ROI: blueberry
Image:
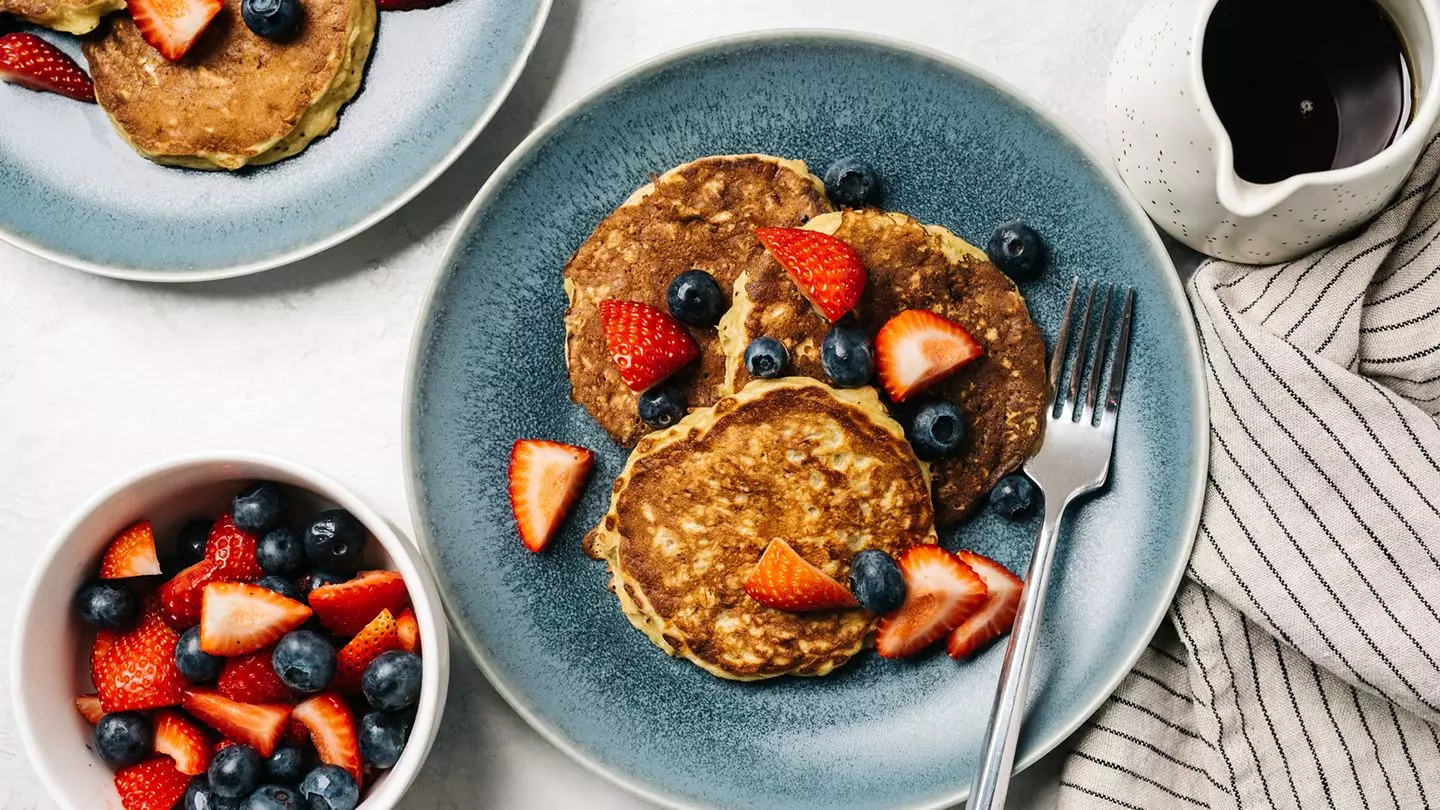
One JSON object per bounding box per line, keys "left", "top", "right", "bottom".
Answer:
{"left": 299, "top": 765, "right": 359, "bottom": 810}
{"left": 75, "top": 581, "right": 139, "bottom": 630}
{"left": 987, "top": 221, "right": 1047, "bottom": 281}
{"left": 185, "top": 778, "right": 241, "bottom": 810}
{"left": 272, "top": 630, "right": 336, "bottom": 693}
{"left": 361, "top": 650, "right": 422, "bottom": 712}
{"left": 176, "top": 518, "right": 215, "bottom": 566}
{"left": 297, "top": 569, "right": 349, "bottom": 601}
{"left": 264, "top": 746, "right": 306, "bottom": 785}
{"left": 257, "top": 528, "right": 305, "bottom": 577}
{"left": 358, "top": 710, "right": 410, "bottom": 769}
{"left": 303, "top": 511, "right": 367, "bottom": 573}
{"left": 637, "top": 385, "right": 687, "bottom": 429}
{"left": 94, "top": 711, "right": 151, "bottom": 767}
{"left": 231, "top": 483, "right": 284, "bottom": 534}
{"left": 821, "top": 323, "right": 874, "bottom": 388}
{"left": 989, "top": 474, "right": 1039, "bottom": 520}
{"left": 823, "top": 157, "right": 882, "bottom": 208}
{"left": 256, "top": 575, "right": 303, "bottom": 602}
{"left": 906, "top": 401, "right": 966, "bottom": 460}
{"left": 176, "top": 625, "right": 224, "bottom": 682}
{"left": 209, "top": 744, "right": 262, "bottom": 798}
{"left": 665, "top": 269, "right": 724, "bottom": 327}
{"left": 241, "top": 0, "right": 301, "bottom": 39}
{"left": 242, "top": 784, "right": 300, "bottom": 810}
{"left": 744, "top": 337, "right": 789, "bottom": 379}
{"left": 848, "top": 550, "right": 906, "bottom": 613}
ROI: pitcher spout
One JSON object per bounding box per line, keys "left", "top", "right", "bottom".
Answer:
{"left": 1215, "top": 170, "right": 1294, "bottom": 219}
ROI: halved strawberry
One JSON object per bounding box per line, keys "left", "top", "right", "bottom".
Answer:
{"left": 875, "top": 546, "right": 988, "bottom": 659}
{"left": 182, "top": 689, "right": 291, "bottom": 757}
{"left": 395, "top": 608, "right": 420, "bottom": 654}
{"left": 200, "top": 582, "right": 312, "bottom": 656}
{"left": 153, "top": 709, "right": 212, "bottom": 775}
{"left": 74, "top": 694, "right": 104, "bottom": 724}
{"left": 127, "top": 0, "right": 221, "bottom": 61}
{"left": 597, "top": 300, "right": 700, "bottom": 391}
{"left": 284, "top": 717, "right": 310, "bottom": 749}
{"left": 743, "top": 539, "right": 859, "bottom": 611}
{"left": 875, "top": 310, "right": 984, "bottom": 402}
{"left": 947, "top": 551, "right": 1023, "bottom": 659}
{"left": 114, "top": 756, "right": 192, "bottom": 810}
{"left": 507, "top": 440, "right": 594, "bottom": 553}
{"left": 205, "top": 515, "right": 265, "bottom": 581}
{"left": 96, "top": 610, "right": 185, "bottom": 712}
{"left": 293, "top": 693, "right": 363, "bottom": 787}
{"left": 0, "top": 33, "right": 95, "bottom": 102}
{"left": 91, "top": 629, "right": 119, "bottom": 685}
{"left": 218, "top": 649, "right": 293, "bottom": 704}
{"left": 309, "top": 570, "right": 410, "bottom": 636}
{"left": 157, "top": 559, "right": 222, "bottom": 629}
{"left": 755, "top": 227, "right": 867, "bottom": 322}
{"left": 100, "top": 520, "right": 162, "bottom": 579}
{"left": 334, "top": 609, "right": 401, "bottom": 692}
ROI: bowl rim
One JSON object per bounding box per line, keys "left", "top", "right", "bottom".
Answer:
{"left": 401, "top": 28, "right": 1210, "bottom": 810}
{"left": 10, "top": 450, "right": 452, "bottom": 809}
{"left": 0, "top": 0, "right": 552, "bottom": 283}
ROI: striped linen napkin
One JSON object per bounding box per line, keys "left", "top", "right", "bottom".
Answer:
{"left": 1055, "top": 133, "right": 1440, "bottom": 810}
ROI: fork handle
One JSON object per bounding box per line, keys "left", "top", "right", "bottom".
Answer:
{"left": 968, "top": 496, "right": 1068, "bottom": 810}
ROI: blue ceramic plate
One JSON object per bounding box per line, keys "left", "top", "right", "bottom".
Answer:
{"left": 0, "top": 0, "right": 548, "bottom": 280}
{"left": 407, "top": 31, "right": 1207, "bottom": 810}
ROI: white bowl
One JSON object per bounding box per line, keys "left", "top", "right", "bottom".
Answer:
{"left": 11, "top": 452, "right": 451, "bottom": 809}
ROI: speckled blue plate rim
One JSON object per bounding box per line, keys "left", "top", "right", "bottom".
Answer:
{"left": 402, "top": 29, "right": 1209, "bottom": 810}
{"left": 0, "top": 0, "right": 551, "bottom": 283}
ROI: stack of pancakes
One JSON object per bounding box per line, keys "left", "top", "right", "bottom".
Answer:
{"left": 564, "top": 154, "right": 1049, "bottom": 680}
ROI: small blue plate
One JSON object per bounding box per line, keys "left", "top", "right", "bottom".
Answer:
{"left": 0, "top": 0, "right": 548, "bottom": 281}
{"left": 407, "top": 31, "right": 1207, "bottom": 810}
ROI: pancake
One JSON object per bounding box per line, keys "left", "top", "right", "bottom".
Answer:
{"left": 0, "top": 0, "right": 122, "bottom": 34}
{"left": 82, "top": 0, "right": 375, "bottom": 171}
{"left": 587, "top": 377, "right": 937, "bottom": 680}
{"left": 719, "top": 209, "right": 1049, "bottom": 524}
{"left": 562, "top": 155, "right": 832, "bottom": 446}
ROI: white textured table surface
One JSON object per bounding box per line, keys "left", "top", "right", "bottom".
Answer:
{"left": 0, "top": 1, "right": 1151, "bottom": 806}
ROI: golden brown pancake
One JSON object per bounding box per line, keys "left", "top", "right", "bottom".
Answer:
{"left": 0, "top": 0, "right": 122, "bottom": 34}
{"left": 562, "top": 155, "right": 832, "bottom": 446}
{"left": 720, "top": 210, "right": 1049, "bottom": 524}
{"left": 82, "top": 0, "right": 375, "bottom": 170}
{"left": 587, "top": 378, "right": 937, "bottom": 680}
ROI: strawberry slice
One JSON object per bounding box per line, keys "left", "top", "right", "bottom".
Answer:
{"left": 74, "top": 694, "right": 104, "bottom": 724}
{"left": 153, "top": 709, "right": 212, "bottom": 775}
{"left": 395, "top": 607, "right": 420, "bottom": 654}
{"left": 218, "top": 649, "right": 294, "bottom": 704}
{"left": 597, "top": 300, "right": 700, "bottom": 391}
{"left": 91, "top": 629, "right": 119, "bottom": 685}
{"left": 743, "top": 539, "right": 859, "bottom": 611}
{"left": 114, "top": 756, "right": 192, "bottom": 810}
{"left": 334, "top": 609, "right": 401, "bottom": 692}
{"left": 127, "top": 0, "right": 221, "bottom": 61}
{"left": 507, "top": 439, "right": 594, "bottom": 553}
{"left": 875, "top": 310, "right": 984, "bottom": 402}
{"left": 200, "top": 582, "right": 312, "bottom": 656}
{"left": 755, "top": 227, "right": 867, "bottom": 322}
{"left": 293, "top": 693, "right": 363, "bottom": 787}
{"left": 875, "top": 546, "right": 988, "bottom": 659}
{"left": 205, "top": 515, "right": 265, "bottom": 581}
{"left": 96, "top": 610, "right": 185, "bottom": 712}
{"left": 284, "top": 717, "right": 310, "bottom": 749}
{"left": 947, "top": 551, "right": 1023, "bottom": 659}
{"left": 100, "top": 520, "right": 162, "bottom": 579}
{"left": 182, "top": 690, "right": 291, "bottom": 757}
{"left": 0, "top": 33, "right": 95, "bottom": 102}
{"left": 157, "top": 559, "right": 222, "bottom": 629}
{"left": 309, "top": 570, "right": 410, "bottom": 637}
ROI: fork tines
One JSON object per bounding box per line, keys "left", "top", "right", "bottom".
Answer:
{"left": 1048, "top": 277, "right": 1134, "bottom": 425}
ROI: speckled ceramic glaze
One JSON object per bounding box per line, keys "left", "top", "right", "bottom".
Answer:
{"left": 407, "top": 32, "right": 1207, "bottom": 810}
{"left": 0, "top": 0, "right": 549, "bottom": 281}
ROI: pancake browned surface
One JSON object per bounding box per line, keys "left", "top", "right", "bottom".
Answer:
{"left": 0, "top": 0, "right": 122, "bottom": 34}
{"left": 563, "top": 155, "right": 831, "bottom": 446}
{"left": 82, "top": 0, "right": 375, "bottom": 170}
{"left": 722, "top": 210, "right": 1048, "bottom": 524}
{"left": 587, "top": 378, "right": 936, "bottom": 680}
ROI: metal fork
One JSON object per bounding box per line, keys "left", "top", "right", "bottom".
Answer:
{"left": 968, "top": 278, "right": 1135, "bottom": 810}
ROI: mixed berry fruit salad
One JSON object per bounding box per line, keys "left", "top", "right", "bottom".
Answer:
{"left": 71, "top": 482, "right": 424, "bottom": 810}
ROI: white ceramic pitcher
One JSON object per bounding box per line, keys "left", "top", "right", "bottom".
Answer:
{"left": 1107, "top": 0, "right": 1440, "bottom": 263}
